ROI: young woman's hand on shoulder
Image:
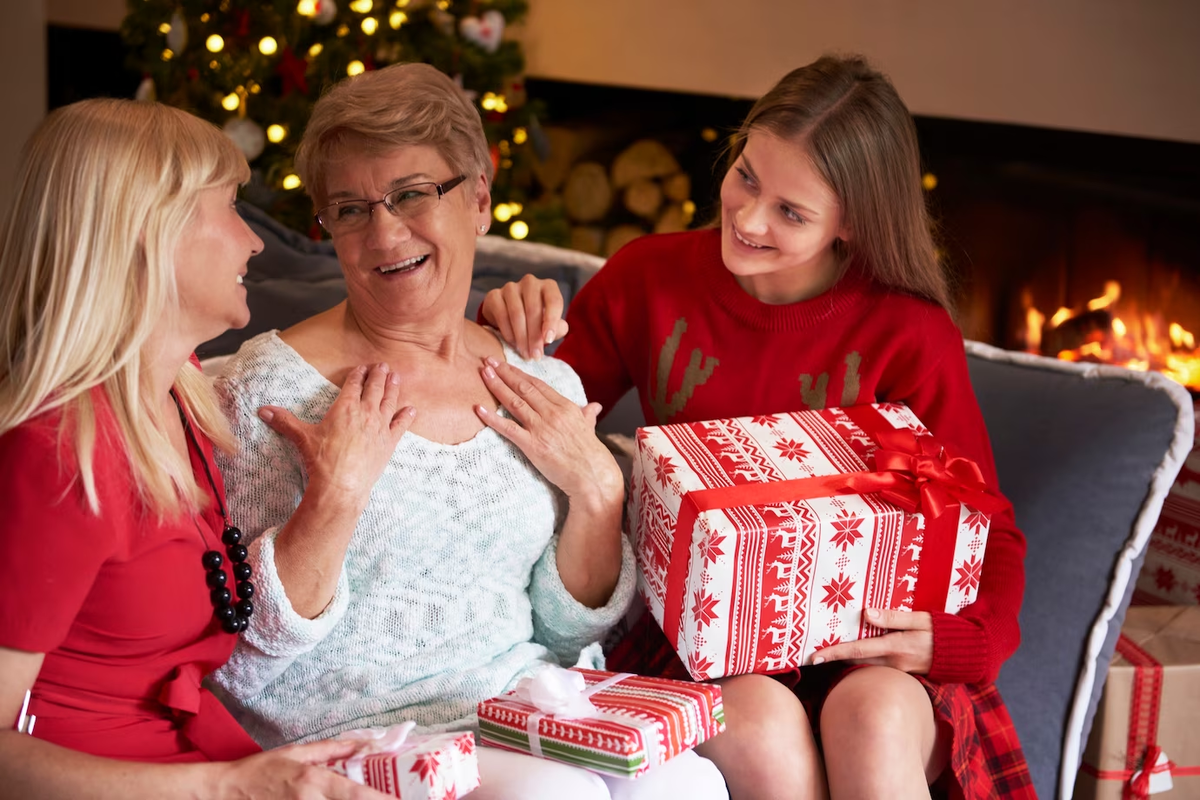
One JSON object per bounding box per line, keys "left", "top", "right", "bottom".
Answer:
{"left": 480, "top": 274, "right": 568, "bottom": 361}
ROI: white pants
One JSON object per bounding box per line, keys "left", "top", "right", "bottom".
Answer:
{"left": 471, "top": 745, "right": 728, "bottom": 800}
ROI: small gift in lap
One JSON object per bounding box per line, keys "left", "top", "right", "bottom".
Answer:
{"left": 326, "top": 721, "right": 480, "bottom": 799}
{"left": 631, "top": 402, "right": 1007, "bottom": 681}
{"left": 477, "top": 665, "right": 725, "bottom": 779}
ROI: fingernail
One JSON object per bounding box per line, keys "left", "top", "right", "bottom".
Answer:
{"left": 812, "top": 657, "right": 825, "bottom": 665}
{"left": 482, "top": 365, "right": 496, "bottom": 379}
{"left": 404, "top": 407, "right": 416, "bottom": 417}
{"left": 258, "top": 408, "right": 274, "bottom": 422}
{"left": 545, "top": 330, "right": 556, "bottom": 345}
{"left": 389, "top": 373, "right": 401, "bottom": 385}
{"left": 485, "top": 356, "right": 500, "bottom": 368}
{"left": 866, "top": 609, "right": 880, "bottom": 620}
{"left": 535, "top": 348, "right": 543, "bottom": 361}
{"left": 475, "top": 404, "right": 488, "bottom": 415}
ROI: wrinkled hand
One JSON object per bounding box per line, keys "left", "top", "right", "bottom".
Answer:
{"left": 476, "top": 357, "right": 622, "bottom": 505}
{"left": 258, "top": 363, "right": 415, "bottom": 510}
{"left": 215, "top": 738, "right": 391, "bottom": 799}
{"left": 480, "top": 274, "right": 569, "bottom": 361}
{"left": 812, "top": 609, "right": 933, "bottom": 674}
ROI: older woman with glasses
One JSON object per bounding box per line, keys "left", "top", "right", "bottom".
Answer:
{"left": 207, "top": 63, "right": 726, "bottom": 799}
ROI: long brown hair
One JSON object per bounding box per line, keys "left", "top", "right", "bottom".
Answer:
{"left": 728, "top": 55, "right": 950, "bottom": 310}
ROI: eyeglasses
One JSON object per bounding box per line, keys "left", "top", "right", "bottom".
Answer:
{"left": 315, "top": 174, "right": 466, "bottom": 235}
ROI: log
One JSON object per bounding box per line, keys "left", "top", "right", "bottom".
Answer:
{"left": 532, "top": 125, "right": 612, "bottom": 193}
{"left": 623, "top": 178, "right": 664, "bottom": 220}
{"left": 654, "top": 203, "right": 689, "bottom": 235}
{"left": 569, "top": 225, "right": 605, "bottom": 256}
{"left": 604, "top": 224, "right": 647, "bottom": 258}
{"left": 610, "top": 139, "right": 680, "bottom": 189}
{"left": 662, "top": 172, "right": 691, "bottom": 203}
{"left": 563, "top": 162, "right": 613, "bottom": 223}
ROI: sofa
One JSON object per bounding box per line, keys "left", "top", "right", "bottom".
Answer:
{"left": 205, "top": 203, "right": 1193, "bottom": 799}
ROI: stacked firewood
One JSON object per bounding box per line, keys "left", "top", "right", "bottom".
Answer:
{"left": 532, "top": 128, "right": 694, "bottom": 257}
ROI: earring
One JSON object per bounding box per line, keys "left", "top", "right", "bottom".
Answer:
{"left": 479, "top": 225, "right": 487, "bottom": 234}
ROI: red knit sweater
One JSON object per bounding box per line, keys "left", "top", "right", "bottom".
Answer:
{"left": 555, "top": 228, "right": 1026, "bottom": 685}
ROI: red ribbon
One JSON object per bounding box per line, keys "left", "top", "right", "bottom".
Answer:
{"left": 159, "top": 663, "right": 261, "bottom": 761}
{"left": 659, "top": 408, "right": 1006, "bottom": 651}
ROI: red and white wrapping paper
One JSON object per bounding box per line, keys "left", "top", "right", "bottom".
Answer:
{"left": 327, "top": 723, "right": 479, "bottom": 799}
{"left": 631, "top": 403, "right": 1004, "bottom": 681}
{"left": 477, "top": 667, "right": 724, "bottom": 779}
{"left": 1135, "top": 401, "right": 1200, "bottom": 605}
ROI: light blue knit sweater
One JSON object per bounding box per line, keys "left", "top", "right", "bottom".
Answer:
{"left": 207, "top": 332, "right": 636, "bottom": 748}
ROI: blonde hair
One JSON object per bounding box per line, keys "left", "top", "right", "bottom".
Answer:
{"left": 729, "top": 55, "right": 950, "bottom": 310}
{"left": 296, "top": 62, "right": 492, "bottom": 205}
{"left": 0, "top": 98, "right": 248, "bottom": 516}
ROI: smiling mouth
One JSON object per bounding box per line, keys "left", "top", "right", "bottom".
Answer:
{"left": 378, "top": 254, "right": 429, "bottom": 274}
{"left": 732, "top": 226, "right": 770, "bottom": 250}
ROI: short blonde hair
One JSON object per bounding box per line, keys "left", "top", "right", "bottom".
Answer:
{"left": 0, "top": 98, "right": 248, "bottom": 515}
{"left": 296, "top": 62, "right": 492, "bottom": 204}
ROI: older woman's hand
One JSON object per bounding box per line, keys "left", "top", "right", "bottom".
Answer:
{"left": 476, "top": 356, "right": 625, "bottom": 608}
{"left": 256, "top": 363, "right": 416, "bottom": 618}
{"left": 259, "top": 363, "right": 415, "bottom": 513}
{"left": 475, "top": 357, "right": 621, "bottom": 505}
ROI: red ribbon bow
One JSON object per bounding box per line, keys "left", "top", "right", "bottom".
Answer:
{"left": 873, "top": 429, "right": 1007, "bottom": 519}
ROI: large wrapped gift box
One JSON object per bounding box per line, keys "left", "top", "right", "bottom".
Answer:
{"left": 1136, "top": 401, "right": 1200, "bottom": 606}
{"left": 1075, "top": 606, "right": 1200, "bottom": 799}
{"left": 477, "top": 668, "right": 724, "bottom": 779}
{"left": 327, "top": 727, "right": 479, "bottom": 799}
{"left": 631, "top": 403, "right": 1002, "bottom": 681}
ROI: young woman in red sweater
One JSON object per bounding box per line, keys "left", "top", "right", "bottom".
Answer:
{"left": 481, "top": 55, "right": 1034, "bottom": 799}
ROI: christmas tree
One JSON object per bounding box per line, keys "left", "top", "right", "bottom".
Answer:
{"left": 122, "top": 0, "right": 564, "bottom": 243}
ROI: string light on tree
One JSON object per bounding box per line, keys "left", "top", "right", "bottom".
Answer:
{"left": 509, "top": 220, "right": 529, "bottom": 240}
{"left": 123, "top": 0, "right": 552, "bottom": 241}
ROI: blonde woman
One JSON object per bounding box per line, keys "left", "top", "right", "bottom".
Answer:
{"left": 0, "top": 99, "right": 396, "bottom": 799}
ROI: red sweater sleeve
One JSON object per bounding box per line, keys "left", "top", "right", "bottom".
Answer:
{"left": 883, "top": 315, "right": 1026, "bottom": 685}
{"left": 0, "top": 420, "right": 121, "bottom": 653}
{"left": 555, "top": 256, "right": 637, "bottom": 416}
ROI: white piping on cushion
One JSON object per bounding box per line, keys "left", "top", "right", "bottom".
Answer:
{"left": 964, "top": 341, "right": 1194, "bottom": 800}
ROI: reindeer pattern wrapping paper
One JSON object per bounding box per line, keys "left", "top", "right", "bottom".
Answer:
{"left": 630, "top": 403, "right": 995, "bottom": 681}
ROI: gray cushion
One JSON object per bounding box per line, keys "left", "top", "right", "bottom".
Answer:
{"left": 965, "top": 342, "right": 1191, "bottom": 799}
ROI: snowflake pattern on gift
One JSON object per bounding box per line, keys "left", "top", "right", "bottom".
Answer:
{"left": 751, "top": 414, "right": 781, "bottom": 428}
{"left": 1155, "top": 566, "right": 1178, "bottom": 592}
{"left": 688, "top": 649, "right": 715, "bottom": 679}
{"left": 963, "top": 507, "right": 990, "bottom": 537}
{"left": 774, "top": 438, "right": 811, "bottom": 463}
{"left": 653, "top": 453, "right": 678, "bottom": 489}
{"left": 818, "top": 634, "right": 843, "bottom": 649}
{"left": 821, "top": 573, "right": 855, "bottom": 611}
{"left": 410, "top": 751, "right": 442, "bottom": 784}
{"left": 829, "top": 509, "right": 865, "bottom": 552}
{"left": 953, "top": 555, "right": 984, "bottom": 593}
{"left": 697, "top": 531, "right": 727, "bottom": 564}
{"left": 691, "top": 590, "right": 720, "bottom": 631}
{"left": 454, "top": 735, "right": 474, "bottom": 756}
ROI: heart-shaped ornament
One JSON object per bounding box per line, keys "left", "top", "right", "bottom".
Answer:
{"left": 459, "top": 10, "right": 504, "bottom": 53}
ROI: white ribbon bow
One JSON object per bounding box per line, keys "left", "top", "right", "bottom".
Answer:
{"left": 513, "top": 666, "right": 662, "bottom": 769}
{"left": 334, "top": 721, "right": 419, "bottom": 784}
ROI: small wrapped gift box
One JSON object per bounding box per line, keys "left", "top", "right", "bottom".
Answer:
{"left": 477, "top": 666, "right": 725, "bottom": 779}
{"left": 326, "top": 723, "right": 479, "bottom": 799}
{"left": 1075, "top": 606, "right": 1200, "bottom": 800}
{"left": 631, "top": 403, "right": 1004, "bottom": 680}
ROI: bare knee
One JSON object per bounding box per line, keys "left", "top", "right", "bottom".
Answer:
{"left": 697, "top": 674, "right": 825, "bottom": 800}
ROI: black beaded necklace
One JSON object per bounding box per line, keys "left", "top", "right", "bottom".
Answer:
{"left": 171, "top": 391, "right": 255, "bottom": 634}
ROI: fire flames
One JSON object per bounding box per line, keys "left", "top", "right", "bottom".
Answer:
{"left": 1023, "top": 281, "right": 1200, "bottom": 390}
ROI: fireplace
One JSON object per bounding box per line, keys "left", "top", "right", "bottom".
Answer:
{"left": 528, "top": 78, "right": 1200, "bottom": 390}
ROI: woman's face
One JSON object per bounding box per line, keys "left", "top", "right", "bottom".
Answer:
{"left": 173, "top": 183, "right": 263, "bottom": 343}
{"left": 322, "top": 144, "right": 490, "bottom": 325}
{"left": 719, "top": 130, "right": 851, "bottom": 304}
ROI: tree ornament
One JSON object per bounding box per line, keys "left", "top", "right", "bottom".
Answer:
{"left": 166, "top": 9, "right": 187, "bottom": 53}
{"left": 459, "top": 10, "right": 504, "bottom": 53}
{"left": 315, "top": 0, "right": 338, "bottom": 25}
{"left": 276, "top": 47, "right": 309, "bottom": 95}
{"left": 135, "top": 75, "right": 156, "bottom": 103}
{"left": 223, "top": 117, "right": 266, "bottom": 161}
